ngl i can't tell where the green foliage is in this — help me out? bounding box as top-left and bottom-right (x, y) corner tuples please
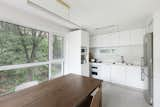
(0, 65), (48, 95)
(53, 36), (64, 59)
(0, 22), (49, 95)
(0, 22), (48, 66)
(0, 22), (64, 96)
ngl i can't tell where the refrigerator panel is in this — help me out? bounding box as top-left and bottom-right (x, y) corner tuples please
(143, 33), (153, 105)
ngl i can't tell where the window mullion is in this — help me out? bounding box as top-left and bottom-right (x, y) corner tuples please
(48, 32), (54, 80)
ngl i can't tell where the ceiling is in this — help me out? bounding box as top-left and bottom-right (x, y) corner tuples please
(1, 0), (160, 34)
(65, 0), (160, 32)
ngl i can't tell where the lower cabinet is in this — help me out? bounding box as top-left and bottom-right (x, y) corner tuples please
(99, 64), (111, 81)
(125, 66), (144, 89)
(110, 65), (126, 85)
(91, 63), (145, 89)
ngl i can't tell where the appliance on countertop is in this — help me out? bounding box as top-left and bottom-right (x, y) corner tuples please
(142, 33), (153, 105)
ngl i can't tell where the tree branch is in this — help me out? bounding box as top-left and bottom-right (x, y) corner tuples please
(17, 26), (30, 62)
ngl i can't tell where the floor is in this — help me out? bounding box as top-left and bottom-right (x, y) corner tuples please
(102, 82), (151, 107)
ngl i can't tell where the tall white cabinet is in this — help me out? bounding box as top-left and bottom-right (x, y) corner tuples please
(65, 30), (89, 76)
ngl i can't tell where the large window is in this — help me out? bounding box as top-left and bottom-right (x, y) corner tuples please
(0, 65), (48, 95)
(0, 22), (48, 66)
(0, 21), (64, 96)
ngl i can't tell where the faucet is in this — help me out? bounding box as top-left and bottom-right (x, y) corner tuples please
(121, 56), (125, 64)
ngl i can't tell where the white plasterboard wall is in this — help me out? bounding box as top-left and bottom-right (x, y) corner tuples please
(153, 10), (160, 107)
(0, 1), (70, 35)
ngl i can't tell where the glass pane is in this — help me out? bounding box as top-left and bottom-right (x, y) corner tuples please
(53, 36), (64, 59)
(0, 21), (49, 66)
(0, 65), (48, 96)
(51, 64), (62, 78)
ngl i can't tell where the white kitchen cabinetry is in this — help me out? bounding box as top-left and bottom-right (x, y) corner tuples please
(65, 30), (89, 76)
(130, 29), (145, 45)
(119, 31), (131, 46)
(82, 31), (89, 47)
(110, 65), (126, 85)
(65, 30), (81, 75)
(91, 63), (111, 81)
(99, 64), (111, 81)
(125, 66), (144, 89)
(90, 29), (145, 47)
(81, 64), (90, 77)
(107, 33), (119, 47)
(90, 35), (106, 47)
(91, 63), (145, 89)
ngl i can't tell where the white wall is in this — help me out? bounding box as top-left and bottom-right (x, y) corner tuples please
(0, 1), (69, 35)
(153, 10), (160, 107)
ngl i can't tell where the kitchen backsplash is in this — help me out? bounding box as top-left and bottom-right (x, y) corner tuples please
(90, 45), (143, 65)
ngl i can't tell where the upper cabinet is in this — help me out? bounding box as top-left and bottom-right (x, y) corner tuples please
(130, 29), (145, 45)
(119, 31), (131, 46)
(90, 32), (119, 47)
(81, 31), (89, 47)
(90, 29), (145, 47)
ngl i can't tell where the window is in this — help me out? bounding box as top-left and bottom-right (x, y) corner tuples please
(51, 36), (64, 78)
(0, 22), (49, 66)
(51, 64), (63, 78)
(0, 21), (64, 96)
(0, 65), (48, 96)
(53, 36), (64, 59)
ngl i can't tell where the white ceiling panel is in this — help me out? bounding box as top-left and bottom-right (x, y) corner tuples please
(65, 0), (160, 30)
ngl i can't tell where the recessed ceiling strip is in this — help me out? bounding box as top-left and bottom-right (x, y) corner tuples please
(27, 0), (81, 28)
(56, 0), (70, 9)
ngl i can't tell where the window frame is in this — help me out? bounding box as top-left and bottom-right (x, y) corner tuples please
(0, 21), (65, 82)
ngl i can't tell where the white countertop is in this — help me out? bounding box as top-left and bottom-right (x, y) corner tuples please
(90, 62), (141, 67)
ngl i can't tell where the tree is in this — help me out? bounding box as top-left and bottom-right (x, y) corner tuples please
(0, 22), (49, 94)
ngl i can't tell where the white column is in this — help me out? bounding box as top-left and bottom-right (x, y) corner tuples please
(153, 10), (160, 107)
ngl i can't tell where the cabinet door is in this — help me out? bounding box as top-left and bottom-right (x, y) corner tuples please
(90, 36), (102, 47)
(90, 33), (119, 47)
(110, 65), (126, 84)
(81, 31), (89, 47)
(130, 29), (145, 45)
(81, 64), (89, 77)
(126, 66), (144, 89)
(119, 31), (131, 46)
(65, 31), (81, 75)
(110, 33), (119, 46)
(99, 64), (111, 81)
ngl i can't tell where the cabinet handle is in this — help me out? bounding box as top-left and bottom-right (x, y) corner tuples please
(141, 68), (145, 81)
(92, 67), (98, 69)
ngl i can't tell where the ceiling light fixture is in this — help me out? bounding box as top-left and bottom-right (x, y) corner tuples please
(56, 0), (70, 9)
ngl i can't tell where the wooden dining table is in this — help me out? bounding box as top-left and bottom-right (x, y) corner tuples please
(0, 74), (102, 107)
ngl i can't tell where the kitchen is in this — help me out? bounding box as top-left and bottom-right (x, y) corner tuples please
(0, 0), (160, 107)
(65, 28), (152, 107)
(89, 28), (146, 89)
